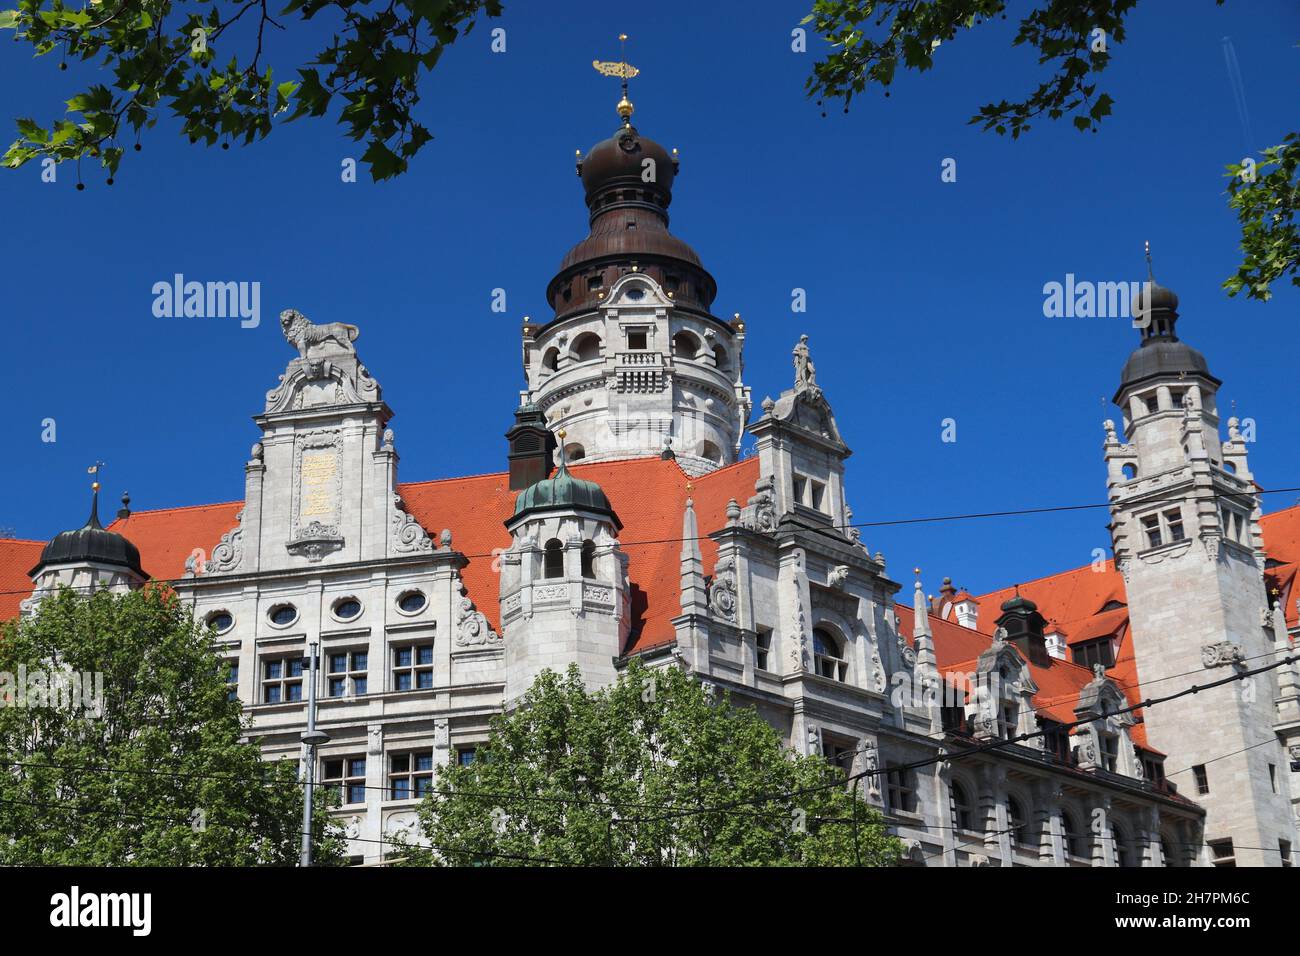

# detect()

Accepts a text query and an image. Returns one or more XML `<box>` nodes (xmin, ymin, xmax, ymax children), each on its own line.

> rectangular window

<box><xmin>392</xmin><ymin>643</ymin><xmax>435</xmax><ymax>691</ymax></box>
<box><xmin>587</xmin><ymin>274</ymin><xmax>603</xmax><ymax>291</ymax></box>
<box><xmin>1168</xmin><ymin>388</ymin><xmax>1185</xmax><ymax>409</ymax></box>
<box><xmin>998</xmin><ymin>702</ymin><xmax>1018</xmax><ymax>741</ymax></box>
<box><xmin>792</xmin><ymin>475</ymin><xmax>807</xmax><ymax>507</ymax></box>
<box><xmin>1099</xmin><ymin>734</ymin><xmax>1119</xmax><ymax>773</ymax></box>
<box><xmin>1208</xmin><ymin>838</ymin><xmax>1235</xmax><ymax>867</ymax></box>
<box><xmin>754</xmin><ymin>628</ymin><xmax>771</xmax><ymax>672</ymax></box>
<box><xmin>225</xmin><ymin>660</ymin><xmax>240</xmax><ymax>703</ymax></box>
<box><xmin>821</xmin><ymin>733</ymin><xmax>856</xmax><ymax>775</ymax></box>
<box><xmin>1192</xmin><ymin>764</ymin><xmax>1210</xmax><ymax>795</ymax></box>
<box><xmin>262</xmin><ymin>655</ymin><xmax>304</xmax><ymax>704</ymax></box>
<box><xmin>323</xmin><ymin>756</ymin><xmax>367</xmax><ymax>805</ymax></box>
<box><xmin>457</xmin><ymin>747</ymin><xmax>477</xmax><ymax>767</ymax></box>
<box><xmin>1141</xmin><ymin>754</ymin><xmax>1166</xmax><ymax>784</ymax></box>
<box><xmin>809</xmin><ymin>480</ymin><xmax>826</xmax><ymax>512</ymax></box>
<box><xmin>1269</xmin><ymin>763</ymin><xmax>1277</xmax><ymax>793</ymax></box>
<box><xmin>884</xmin><ymin>762</ymin><xmax>918</xmax><ymax>815</ymax></box>
<box><xmin>1164</xmin><ymin>509</ymin><xmax>1185</xmax><ymax>543</ymax></box>
<box><xmin>1041</xmin><ymin>721</ymin><xmax>1071</xmax><ymax>763</ymax></box>
<box><xmin>1281</xmin><ymin>840</ymin><xmax>1293</xmax><ymax>867</ymax></box>
<box><xmin>326</xmin><ymin>650</ymin><xmax>368</xmax><ymax>698</ymax></box>
<box><xmin>1141</xmin><ymin>514</ymin><xmax>1163</xmax><ymax>549</ymax></box>
<box><xmin>389</xmin><ymin>752</ymin><xmax>435</xmax><ymax>801</ymax></box>
<box><xmin>626</xmin><ymin>329</ymin><xmax>646</xmax><ymax>350</ymax></box>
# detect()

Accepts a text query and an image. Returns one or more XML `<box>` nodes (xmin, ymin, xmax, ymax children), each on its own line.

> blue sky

<box><xmin>1</xmin><ymin>0</ymin><xmax>1297</xmax><ymax>598</ymax></box>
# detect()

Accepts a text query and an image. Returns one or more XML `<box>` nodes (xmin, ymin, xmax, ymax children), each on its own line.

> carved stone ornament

<box><xmin>789</xmin><ymin>590</ymin><xmax>809</xmax><ymax>672</ymax></box>
<box><xmin>897</xmin><ymin>633</ymin><xmax>916</xmax><ymax>669</ymax></box>
<box><xmin>280</xmin><ymin>308</ymin><xmax>359</xmax><ymax>361</ymax></box>
<box><xmin>391</xmin><ymin>495</ymin><xmax>433</xmax><ymax>554</ymax></box>
<box><xmin>709</xmin><ymin>556</ymin><xmax>738</xmax><ymax>621</ymax></box>
<box><xmin>1201</xmin><ymin>641</ymin><xmax>1245</xmax><ymax>669</ymax></box>
<box><xmin>286</xmin><ymin>520</ymin><xmax>345</xmax><ymax>563</ymax></box>
<box><xmin>206</xmin><ymin>510</ymin><xmax>246</xmax><ymax>574</ymax></box>
<box><xmin>828</xmin><ymin>565</ymin><xmax>850</xmax><ymax>589</ymax></box>
<box><xmin>456</xmin><ymin>588</ymin><xmax>502</xmax><ymax>647</ymax></box>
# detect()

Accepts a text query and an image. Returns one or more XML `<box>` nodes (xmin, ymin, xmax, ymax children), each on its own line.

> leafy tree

<box><xmin>0</xmin><ymin>585</ymin><xmax>343</xmax><ymax>865</ymax></box>
<box><xmin>802</xmin><ymin>0</ymin><xmax>1298</xmax><ymax>300</ymax></box>
<box><xmin>400</xmin><ymin>660</ymin><xmax>901</xmax><ymax>866</ymax></box>
<box><xmin>0</xmin><ymin>0</ymin><xmax>501</xmax><ymax>182</ymax></box>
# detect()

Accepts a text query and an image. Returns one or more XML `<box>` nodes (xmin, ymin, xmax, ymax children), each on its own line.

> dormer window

<box><xmin>1072</xmin><ymin>637</ymin><xmax>1115</xmax><ymax>670</ymax></box>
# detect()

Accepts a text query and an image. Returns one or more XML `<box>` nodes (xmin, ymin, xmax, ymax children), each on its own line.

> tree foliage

<box><xmin>0</xmin><ymin>585</ymin><xmax>343</xmax><ymax>865</ymax></box>
<box><xmin>400</xmin><ymin>660</ymin><xmax>901</xmax><ymax>867</ymax></box>
<box><xmin>1</xmin><ymin>0</ymin><xmax>501</xmax><ymax>182</ymax></box>
<box><xmin>802</xmin><ymin>0</ymin><xmax>1298</xmax><ymax>299</ymax></box>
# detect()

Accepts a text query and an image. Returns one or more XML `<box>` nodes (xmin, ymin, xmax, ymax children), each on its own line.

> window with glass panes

<box><xmin>392</xmin><ymin>643</ymin><xmax>434</xmax><ymax>691</ymax></box>
<box><xmin>323</xmin><ymin>756</ymin><xmax>367</xmax><ymax>805</ymax></box>
<box><xmin>884</xmin><ymin>762</ymin><xmax>917</xmax><ymax>814</ymax></box>
<box><xmin>224</xmin><ymin>659</ymin><xmax>239</xmax><ymax>702</ymax></box>
<box><xmin>1072</xmin><ymin>637</ymin><xmax>1115</xmax><ymax>671</ymax></box>
<box><xmin>326</xmin><ymin>650</ymin><xmax>368</xmax><ymax>698</ymax></box>
<box><xmin>262</xmin><ymin>655</ymin><xmax>304</xmax><ymax>703</ymax></box>
<box><xmin>389</xmin><ymin>752</ymin><xmax>435</xmax><ymax>800</ymax></box>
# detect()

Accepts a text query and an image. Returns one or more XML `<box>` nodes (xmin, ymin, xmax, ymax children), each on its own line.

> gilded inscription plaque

<box><xmin>300</xmin><ymin>451</ymin><xmax>337</xmax><ymax>519</ymax></box>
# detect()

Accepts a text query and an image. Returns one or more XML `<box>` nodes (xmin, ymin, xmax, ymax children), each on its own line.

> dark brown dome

<box><xmin>546</xmin><ymin>123</ymin><xmax>717</xmax><ymax>319</ymax></box>
<box><xmin>580</xmin><ymin>125</ymin><xmax>675</xmax><ymax>204</ymax></box>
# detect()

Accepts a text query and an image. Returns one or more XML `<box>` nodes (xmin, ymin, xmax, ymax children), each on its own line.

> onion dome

<box><xmin>30</xmin><ymin>484</ymin><xmax>144</xmax><ymax>578</ymax></box>
<box><xmin>509</xmin><ymin>445</ymin><xmax>622</xmax><ymax>530</ymax></box>
<box><xmin>547</xmin><ymin>119</ymin><xmax>717</xmax><ymax>319</ymax></box>
<box><xmin>1116</xmin><ymin>244</ymin><xmax>1219</xmax><ymax>400</ymax></box>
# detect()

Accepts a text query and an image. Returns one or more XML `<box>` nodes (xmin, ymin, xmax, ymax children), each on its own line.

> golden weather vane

<box><xmin>593</xmin><ymin>33</ymin><xmax>639</xmax><ymax>125</ymax></box>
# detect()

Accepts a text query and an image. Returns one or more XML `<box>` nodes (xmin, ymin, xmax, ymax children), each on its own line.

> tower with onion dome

<box><xmin>1103</xmin><ymin>245</ymin><xmax>1294</xmax><ymax>866</ymax></box>
<box><xmin>521</xmin><ymin>46</ymin><xmax>751</xmax><ymax>476</ymax></box>
<box><xmin>22</xmin><ymin>475</ymin><xmax>147</xmax><ymax>615</ymax></box>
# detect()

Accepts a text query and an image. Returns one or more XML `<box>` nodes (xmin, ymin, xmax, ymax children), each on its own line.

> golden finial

<box><xmin>558</xmin><ymin>428</ymin><xmax>567</xmax><ymax>440</ymax></box>
<box><xmin>914</xmin><ymin>567</ymin><xmax>921</xmax><ymax>579</ymax></box>
<box><xmin>686</xmin><ymin>482</ymin><xmax>694</xmax><ymax>494</ymax></box>
<box><xmin>593</xmin><ymin>33</ymin><xmax>639</xmax><ymax>126</ymax></box>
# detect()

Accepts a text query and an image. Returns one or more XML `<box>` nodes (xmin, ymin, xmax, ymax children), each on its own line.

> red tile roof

<box><xmin>6</xmin><ymin>465</ymin><xmax>1298</xmax><ymax>759</ymax></box>
<box><xmin>81</xmin><ymin>456</ymin><xmax>761</xmax><ymax>656</ymax></box>
<box><xmin>0</xmin><ymin>539</ymin><xmax>46</xmax><ymax>621</ymax></box>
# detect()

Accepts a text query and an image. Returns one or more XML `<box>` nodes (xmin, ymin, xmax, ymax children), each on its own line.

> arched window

<box><xmin>812</xmin><ymin>627</ymin><xmax>846</xmax><ymax>681</ymax></box>
<box><xmin>541</xmin><ymin>347</ymin><xmax>559</xmax><ymax>373</ymax></box>
<box><xmin>950</xmin><ymin>781</ymin><xmax>974</xmax><ymax>832</ymax></box>
<box><xmin>564</xmin><ymin>442</ymin><xmax>585</xmax><ymax>462</ymax></box>
<box><xmin>1122</xmin><ymin>463</ymin><xmax>1138</xmax><ymax>480</ymax></box>
<box><xmin>1111</xmin><ymin>822</ymin><xmax>1134</xmax><ymax>867</ymax></box>
<box><xmin>543</xmin><ymin>539</ymin><xmax>564</xmax><ymax>579</ymax></box>
<box><xmin>700</xmin><ymin>440</ymin><xmax>722</xmax><ymax>464</ymax></box>
<box><xmin>1061</xmin><ymin>811</ymin><xmax>1083</xmax><ymax>858</ymax></box>
<box><xmin>1007</xmin><ymin>796</ymin><xmax>1029</xmax><ymax>848</ymax></box>
<box><xmin>713</xmin><ymin>346</ymin><xmax>729</xmax><ymax>372</ymax></box>
<box><xmin>572</xmin><ymin>332</ymin><xmax>602</xmax><ymax>363</ymax></box>
<box><xmin>580</xmin><ymin>540</ymin><xmax>596</xmax><ymax>579</ymax></box>
<box><xmin>672</xmin><ymin>331</ymin><xmax>698</xmax><ymax>360</ymax></box>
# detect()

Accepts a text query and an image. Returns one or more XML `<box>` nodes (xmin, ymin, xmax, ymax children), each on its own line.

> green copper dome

<box><xmin>509</xmin><ymin>461</ymin><xmax>622</xmax><ymax>530</ymax></box>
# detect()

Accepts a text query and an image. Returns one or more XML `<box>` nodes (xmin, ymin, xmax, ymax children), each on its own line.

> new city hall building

<box><xmin>6</xmin><ymin>96</ymin><xmax>1299</xmax><ymax>867</ymax></box>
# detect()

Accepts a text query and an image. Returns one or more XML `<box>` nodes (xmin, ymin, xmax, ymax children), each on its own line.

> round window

<box><xmin>333</xmin><ymin>598</ymin><xmax>362</xmax><ymax>621</ymax></box>
<box><xmin>397</xmin><ymin>591</ymin><xmax>427</xmax><ymax>614</ymax></box>
<box><xmin>207</xmin><ymin>611</ymin><xmax>234</xmax><ymax>634</ymax></box>
<box><xmin>268</xmin><ymin>604</ymin><xmax>298</xmax><ymax>627</ymax></box>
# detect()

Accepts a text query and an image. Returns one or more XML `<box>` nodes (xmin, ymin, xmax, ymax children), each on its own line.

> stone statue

<box><xmin>280</xmin><ymin>308</ymin><xmax>360</xmax><ymax>361</ymax></box>
<box><xmin>792</xmin><ymin>334</ymin><xmax>817</xmax><ymax>391</ymax></box>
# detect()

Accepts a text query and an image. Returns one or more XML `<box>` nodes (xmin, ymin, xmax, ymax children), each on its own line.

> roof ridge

<box><xmin>0</xmin><ymin>537</ymin><xmax>47</xmax><ymax>546</ymax></box>
<box><xmin>108</xmin><ymin>498</ymin><xmax>245</xmax><ymax>518</ymax></box>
